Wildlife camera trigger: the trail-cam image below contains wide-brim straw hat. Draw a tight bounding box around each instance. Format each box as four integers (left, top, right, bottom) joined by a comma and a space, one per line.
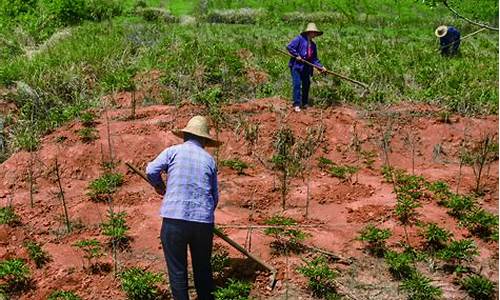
173, 115, 221, 147
302, 22, 323, 36
435, 25, 448, 38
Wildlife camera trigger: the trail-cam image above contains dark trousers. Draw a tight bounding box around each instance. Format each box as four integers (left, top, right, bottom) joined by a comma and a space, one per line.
160, 218, 215, 300
291, 67, 311, 107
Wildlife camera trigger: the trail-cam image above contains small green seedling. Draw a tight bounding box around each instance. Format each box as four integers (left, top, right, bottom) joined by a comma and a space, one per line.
445, 194, 476, 218
461, 274, 495, 300
0, 206, 20, 226
0, 258, 31, 293
214, 279, 252, 300
384, 250, 415, 280
211, 244, 230, 281
87, 172, 124, 202
48, 290, 82, 300
101, 209, 130, 248
400, 271, 442, 300
317, 156, 333, 170
73, 239, 104, 272
419, 223, 452, 251
437, 239, 478, 272
328, 165, 358, 182
357, 224, 392, 257
297, 256, 339, 299
461, 208, 498, 241
120, 267, 163, 300
24, 241, 51, 268
80, 111, 97, 127
221, 159, 249, 175
78, 127, 99, 143
264, 215, 308, 255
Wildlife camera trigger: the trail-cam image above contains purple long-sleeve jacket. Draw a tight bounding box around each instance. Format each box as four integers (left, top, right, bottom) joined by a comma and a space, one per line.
287, 34, 323, 74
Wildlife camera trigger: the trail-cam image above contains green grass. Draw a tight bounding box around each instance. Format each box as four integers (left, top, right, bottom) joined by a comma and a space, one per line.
167, 0, 197, 15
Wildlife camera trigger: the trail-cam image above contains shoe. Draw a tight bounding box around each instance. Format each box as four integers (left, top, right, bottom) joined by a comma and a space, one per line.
302, 104, 309, 109
294, 106, 301, 112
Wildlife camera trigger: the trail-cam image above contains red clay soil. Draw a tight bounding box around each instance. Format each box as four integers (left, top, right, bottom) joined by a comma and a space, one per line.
0, 96, 498, 299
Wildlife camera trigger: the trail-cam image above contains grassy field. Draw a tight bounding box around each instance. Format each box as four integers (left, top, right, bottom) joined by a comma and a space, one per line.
0, 0, 497, 156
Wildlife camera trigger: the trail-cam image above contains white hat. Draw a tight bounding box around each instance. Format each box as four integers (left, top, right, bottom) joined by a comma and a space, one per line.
302, 23, 323, 36
173, 116, 221, 147
435, 25, 448, 38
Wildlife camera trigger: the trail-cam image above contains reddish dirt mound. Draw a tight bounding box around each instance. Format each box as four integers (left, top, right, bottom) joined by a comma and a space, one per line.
0, 97, 498, 299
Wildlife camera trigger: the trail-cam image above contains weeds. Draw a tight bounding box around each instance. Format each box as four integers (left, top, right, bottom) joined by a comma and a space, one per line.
0, 258, 31, 294
357, 224, 391, 257
87, 172, 123, 202
120, 267, 163, 300
101, 209, 130, 249
437, 239, 478, 270
24, 241, 51, 268
264, 215, 308, 255
0, 206, 20, 226
460, 208, 498, 241
461, 274, 495, 300
48, 290, 82, 300
77, 127, 99, 143
79, 111, 96, 127
214, 279, 252, 300
221, 159, 249, 175
444, 194, 476, 218
297, 256, 339, 299
400, 271, 442, 300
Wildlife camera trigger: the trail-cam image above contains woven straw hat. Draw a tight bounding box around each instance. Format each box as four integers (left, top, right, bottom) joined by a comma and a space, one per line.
435, 25, 448, 38
302, 23, 323, 36
173, 116, 221, 147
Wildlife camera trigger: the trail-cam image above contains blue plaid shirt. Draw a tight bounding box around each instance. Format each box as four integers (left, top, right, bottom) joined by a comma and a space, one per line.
146, 139, 218, 223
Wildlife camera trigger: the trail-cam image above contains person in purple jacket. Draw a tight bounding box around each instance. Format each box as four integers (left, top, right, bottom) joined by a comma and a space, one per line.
287, 22, 327, 112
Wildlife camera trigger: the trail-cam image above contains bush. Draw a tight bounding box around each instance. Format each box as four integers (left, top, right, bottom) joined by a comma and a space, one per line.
24, 241, 51, 268
400, 271, 442, 300
214, 279, 251, 300
461, 274, 495, 300
120, 268, 163, 300
420, 223, 452, 251
0, 258, 31, 293
136, 7, 178, 23
297, 256, 339, 299
101, 209, 130, 248
78, 127, 98, 143
445, 194, 476, 218
42, 0, 87, 26
221, 159, 249, 175
87, 172, 124, 202
79, 111, 96, 127
264, 215, 308, 255
384, 250, 415, 279
357, 224, 391, 257
85, 0, 122, 21
48, 290, 82, 300
461, 208, 498, 241
0, 206, 20, 226
206, 8, 265, 24
437, 239, 478, 267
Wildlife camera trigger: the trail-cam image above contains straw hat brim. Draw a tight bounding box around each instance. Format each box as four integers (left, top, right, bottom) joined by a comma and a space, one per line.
302, 30, 323, 36
173, 129, 221, 147
435, 26, 448, 38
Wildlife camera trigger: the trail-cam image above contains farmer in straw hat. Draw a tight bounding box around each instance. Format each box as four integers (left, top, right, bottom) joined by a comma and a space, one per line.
146, 115, 220, 300
287, 22, 327, 112
435, 25, 461, 56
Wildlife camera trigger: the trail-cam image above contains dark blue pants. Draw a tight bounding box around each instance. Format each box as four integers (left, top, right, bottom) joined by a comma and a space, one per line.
160, 218, 215, 300
291, 67, 311, 107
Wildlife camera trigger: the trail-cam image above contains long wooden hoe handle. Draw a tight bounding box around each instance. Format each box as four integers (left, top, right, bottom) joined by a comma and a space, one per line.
124, 162, 278, 289
276, 48, 370, 90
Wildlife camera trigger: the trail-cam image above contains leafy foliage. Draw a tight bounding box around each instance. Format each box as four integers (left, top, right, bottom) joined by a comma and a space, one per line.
214, 279, 252, 300
444, 194, 476, 218
211, 244, 230, 281
77, 127, 98, 143
384, 250, 415, 279
48, 290, 82, 300
79, 111, 96, 127
461, 274, 496, 300
101, 209, 130, 248
437, 239, 478, 266
24, 241, 51, 268
419, 223, 452, 251
400, 271, 442, 300
87, 172, 124, 202
0, 258, 31, 293
221, 159, 249, 175
357, 224, 391, 257
72, 239, 104, 271
120, 268, 163, 300
264, 215, 308, 255
327, 165, 358, 181
460, 208, 499, 241
0, 206, 20, 226
297, 256, 339, 299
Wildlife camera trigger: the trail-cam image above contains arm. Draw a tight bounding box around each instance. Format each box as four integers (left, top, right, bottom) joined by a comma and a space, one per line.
145, 149, 169, 195
286, 36, 301, 57
211, 165, 219, 208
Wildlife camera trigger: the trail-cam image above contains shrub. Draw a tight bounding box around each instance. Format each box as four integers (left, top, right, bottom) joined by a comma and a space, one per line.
461, 274, 495, 300
0, 206, 20, 226
136, 7, 178, 23
297, 256, 339, 299
24, 241, 51, 268
282, 11, 343, 23
328, 165, 358, 181
206, 8, 265, 24
42, 0, 87, 26
87, 173, 124, 202
395, 174, 426, 200
85, 0, 122, 21
221, 159, 249, 175
214, 279, 251, 300
357, 224, 391, 257
0, 258, 30, 293
47, 290, 82, 300
78, 127, 98, 143
264, 215, 308, 255
384, 250, 415, 279
461, 208, 498, 241
79, 111, 96, 127
420, 223, 452, 251
400, 271, 442, 300
120, 268, 163, 300
101, 209, 130, 248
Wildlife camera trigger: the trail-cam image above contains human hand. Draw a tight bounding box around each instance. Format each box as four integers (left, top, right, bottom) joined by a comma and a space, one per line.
319, 66, 327, 73
296, 56, 303, 62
